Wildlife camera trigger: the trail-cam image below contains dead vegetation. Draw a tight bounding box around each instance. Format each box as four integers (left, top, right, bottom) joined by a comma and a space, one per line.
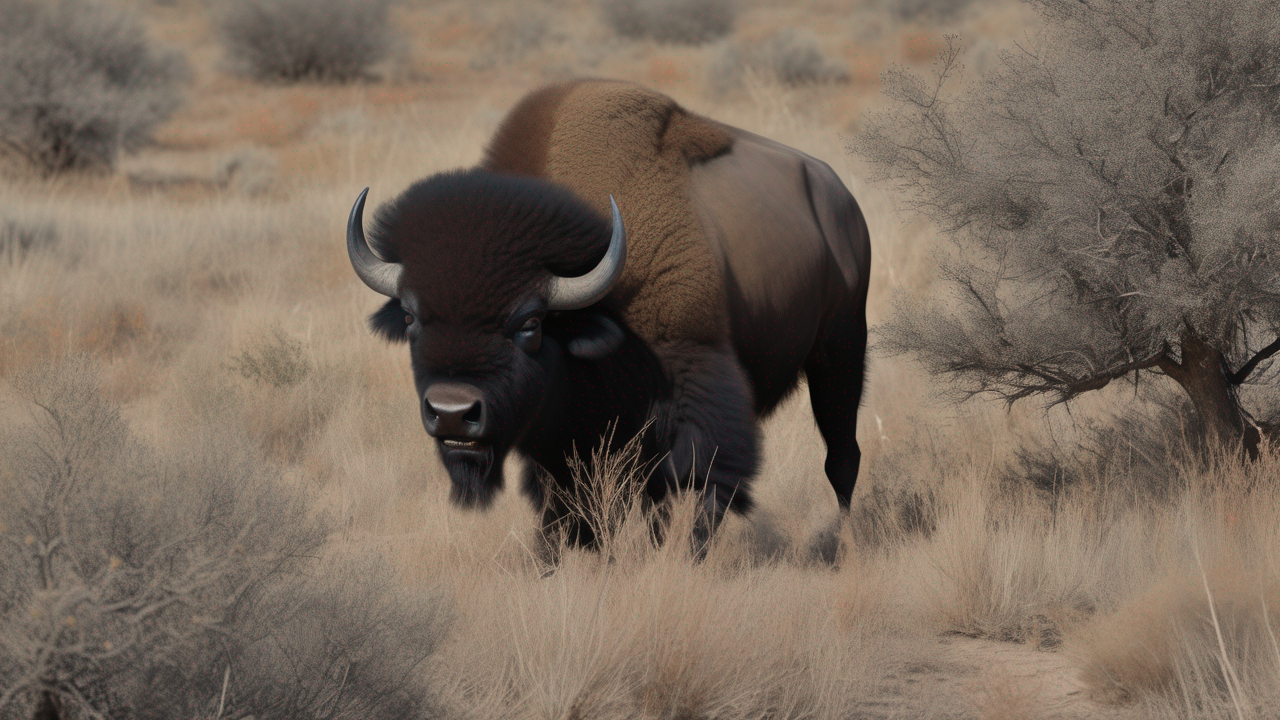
0, 357, 448, 719
600, 0, 737, 45
709, 28, 850, 93
217, 0, 398, 83
0, 0, 187, 174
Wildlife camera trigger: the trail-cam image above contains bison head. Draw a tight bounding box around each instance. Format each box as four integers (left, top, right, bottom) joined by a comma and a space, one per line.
347, 170, 627, 507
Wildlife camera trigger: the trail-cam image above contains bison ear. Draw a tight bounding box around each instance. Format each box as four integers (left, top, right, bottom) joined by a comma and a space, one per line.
566, 313, 625, 361
368, 298, 409, 344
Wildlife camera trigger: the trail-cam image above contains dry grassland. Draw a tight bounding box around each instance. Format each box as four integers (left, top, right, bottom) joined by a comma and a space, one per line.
2, 0, 1278, 718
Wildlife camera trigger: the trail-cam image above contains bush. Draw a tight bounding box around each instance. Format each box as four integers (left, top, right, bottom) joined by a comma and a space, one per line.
219, 0, 396, 83
228, 326, 312, 388
884, 0, 984, 22
601, 0, 735, 45
471, 9, 553, 71
710, 29, 849, 92
0, 219, 58, 266
0, 0, 187, 174
0, 357, 448, 719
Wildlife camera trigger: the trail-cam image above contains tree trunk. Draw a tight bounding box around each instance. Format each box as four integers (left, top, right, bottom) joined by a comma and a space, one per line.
1159, 331, 1262, 460
32, 691, 60, 720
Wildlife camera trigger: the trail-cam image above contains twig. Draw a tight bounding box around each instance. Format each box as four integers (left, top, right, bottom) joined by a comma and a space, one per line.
324, 662, 351, 718
215, 665, 230, 719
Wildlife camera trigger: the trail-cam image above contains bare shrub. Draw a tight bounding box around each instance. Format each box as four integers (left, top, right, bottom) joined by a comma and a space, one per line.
218, 0, 396, 83
883, 0, 985, 22
0, 0, 187, 174
600, 0, 735, 45
228, 326, 311, 389
0, 357, 448, 718
0, 219, 58, 266
163, 557, 448, 720
710, 29, 850, 93
471, 9, 553, 71
847, 424, 947, 550
847, 484, 938, 549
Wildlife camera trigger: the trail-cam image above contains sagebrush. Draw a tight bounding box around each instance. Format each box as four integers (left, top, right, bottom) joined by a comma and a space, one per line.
710, 28, 849, 93
0, 357, 448, 719
600, 0, 735, 45
0, 0, 187, 173
219, 0, 396, 83
228, 325, 312, 389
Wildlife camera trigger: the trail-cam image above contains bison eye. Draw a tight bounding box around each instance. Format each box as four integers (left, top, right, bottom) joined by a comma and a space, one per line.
405, 314, 415, 325
514, 315, 542, 354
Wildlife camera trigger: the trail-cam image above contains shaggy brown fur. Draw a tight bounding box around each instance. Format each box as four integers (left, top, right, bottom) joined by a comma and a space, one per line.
484, 79, 734, 345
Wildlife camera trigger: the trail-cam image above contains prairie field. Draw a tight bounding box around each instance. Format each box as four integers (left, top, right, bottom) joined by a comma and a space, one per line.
2, 0, 1279, 718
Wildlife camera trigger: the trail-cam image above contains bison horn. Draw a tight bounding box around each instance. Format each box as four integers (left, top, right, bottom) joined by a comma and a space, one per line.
347, 187, 402, 298
547, 195, 627, 310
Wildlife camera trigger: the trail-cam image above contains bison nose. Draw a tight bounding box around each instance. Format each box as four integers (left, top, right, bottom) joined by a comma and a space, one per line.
423, 382, 488, 439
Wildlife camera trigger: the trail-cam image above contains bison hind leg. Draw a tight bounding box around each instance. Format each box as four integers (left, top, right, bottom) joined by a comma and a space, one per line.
804, 307, 868, 510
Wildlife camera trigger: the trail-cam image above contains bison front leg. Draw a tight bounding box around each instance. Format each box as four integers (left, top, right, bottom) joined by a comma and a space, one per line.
653, 341, 760, 560
520, 462, 597, 572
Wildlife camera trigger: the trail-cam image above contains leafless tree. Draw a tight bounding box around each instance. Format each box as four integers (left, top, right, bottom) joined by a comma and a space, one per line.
849, 0, 1280, 457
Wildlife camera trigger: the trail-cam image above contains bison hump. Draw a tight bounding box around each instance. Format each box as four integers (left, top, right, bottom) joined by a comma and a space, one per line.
483, 80, 736, 345
483, 79, 731, 177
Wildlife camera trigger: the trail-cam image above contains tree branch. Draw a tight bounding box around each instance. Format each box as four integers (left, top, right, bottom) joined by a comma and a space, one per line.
1042, 349, 1167, 404
1230, 336, 1280, 385
952, 348, 1170, 408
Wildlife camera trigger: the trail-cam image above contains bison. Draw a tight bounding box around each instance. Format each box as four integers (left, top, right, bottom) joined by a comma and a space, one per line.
347, 79, 870, 557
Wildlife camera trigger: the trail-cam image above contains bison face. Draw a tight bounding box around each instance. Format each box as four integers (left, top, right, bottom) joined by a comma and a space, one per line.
347, 171, 626, 508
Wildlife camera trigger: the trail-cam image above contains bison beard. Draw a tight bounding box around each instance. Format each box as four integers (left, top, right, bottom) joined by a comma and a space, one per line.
442, 445, 501, 508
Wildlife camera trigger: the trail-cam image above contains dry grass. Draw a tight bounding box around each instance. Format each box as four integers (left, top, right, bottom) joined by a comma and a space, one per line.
1, 0, 1274, 717
1067, 455, 1280, 718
